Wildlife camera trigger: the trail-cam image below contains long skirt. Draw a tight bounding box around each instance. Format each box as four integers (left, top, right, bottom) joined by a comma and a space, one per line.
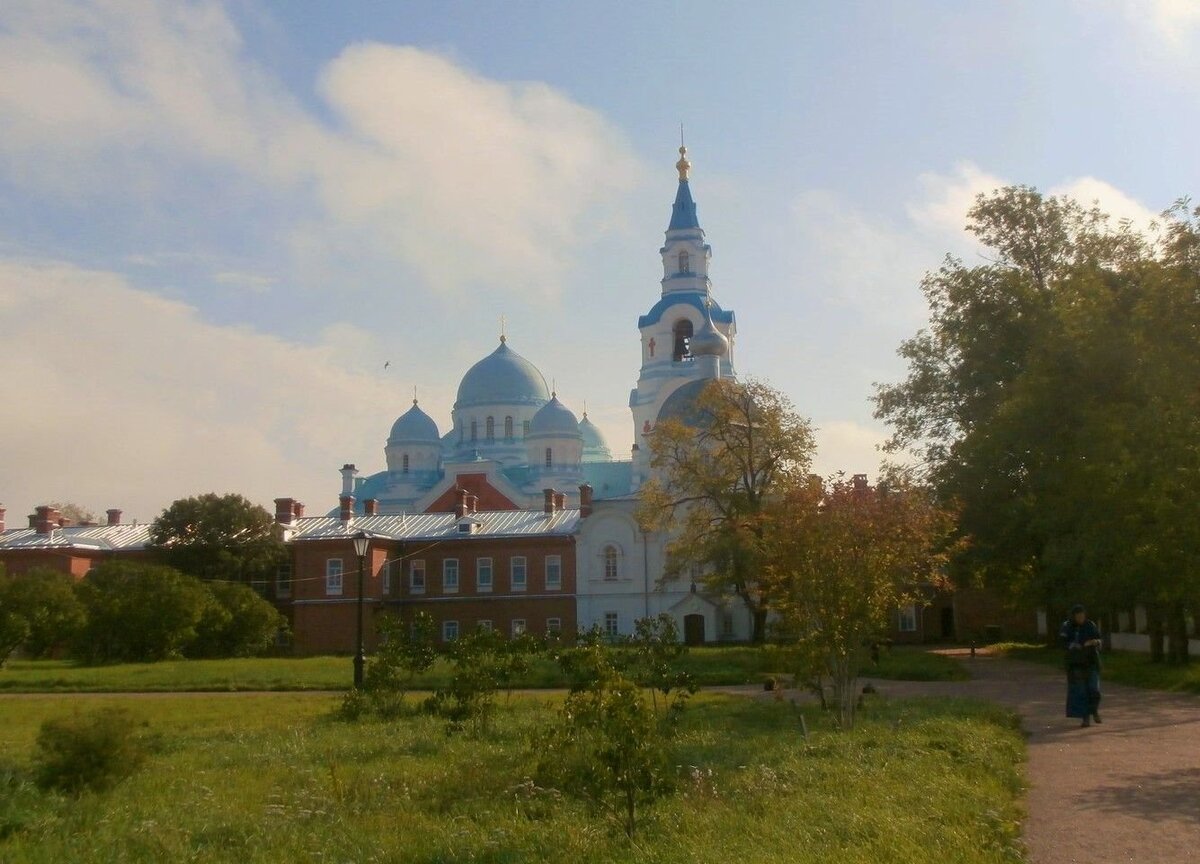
1066, 667, 1101, 718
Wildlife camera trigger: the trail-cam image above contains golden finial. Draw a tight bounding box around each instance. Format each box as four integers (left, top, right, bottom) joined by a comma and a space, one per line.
676, 143, 691, 181
413, 385, 418, 406
500, 313, 507, 343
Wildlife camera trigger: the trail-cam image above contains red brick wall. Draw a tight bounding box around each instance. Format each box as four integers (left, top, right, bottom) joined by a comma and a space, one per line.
424, 473, 518, 513
0, 549, 148, 580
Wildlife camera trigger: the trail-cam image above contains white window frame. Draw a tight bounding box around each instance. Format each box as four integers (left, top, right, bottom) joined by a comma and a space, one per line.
603, 546, 619, 581
381, 560, 392, 595
545, 555, 562, 591
604, 611, 619, 637
478, 619, 493, 632
275, 562, 292, 599
511, 556, 527, 591
546, 617, 562, 635
511, 619, 527, 637
325, 558, 344, 596
443, 620, 459, 641
443, 558, 459, 594
409, 560, 426, 594
476, 557, 493, 593
898, 604, 918, 633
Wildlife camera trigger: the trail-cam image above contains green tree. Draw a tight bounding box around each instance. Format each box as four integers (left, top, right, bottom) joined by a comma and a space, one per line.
763, 473, 952, 729
361, 611, 438, 712
73, 561, 215, 663
0, 567, 86, 657
189, 581, 286, 658
0, 609, 29, 666
428, 627, 538, 735
876, 189, 1200, 662
627, 614, 695, 715
638, 378, 817, 642
538, 635, 687, 838
149, 493, 285, 585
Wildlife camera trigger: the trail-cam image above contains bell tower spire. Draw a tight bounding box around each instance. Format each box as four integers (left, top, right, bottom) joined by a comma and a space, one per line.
661, 144, 709, 294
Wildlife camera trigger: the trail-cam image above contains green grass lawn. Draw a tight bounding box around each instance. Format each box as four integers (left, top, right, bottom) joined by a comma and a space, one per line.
995, 642, 1200, 695
0, 645, 966, 693
0, 691, 1024, 864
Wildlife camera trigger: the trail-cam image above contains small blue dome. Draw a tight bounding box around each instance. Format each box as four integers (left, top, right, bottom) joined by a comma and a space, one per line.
579, 414, 608, 449
388, 400, 440, 443
657, 379, 716, 426
455, 339, 550, 409
690, 303, 729, 357
529, 395, 583, 437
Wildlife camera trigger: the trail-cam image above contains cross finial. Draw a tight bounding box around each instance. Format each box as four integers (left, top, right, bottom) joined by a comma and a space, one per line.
413, 385, 418, 406
500, 314, 507, 343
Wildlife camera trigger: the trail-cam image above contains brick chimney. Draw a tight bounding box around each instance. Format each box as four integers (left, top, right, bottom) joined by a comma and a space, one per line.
339, 495, 354, 522
292, 501, 305, 519
340, 463, 358, 497
554, 492, 566, 511
273, 497, 295, 526
0, 505, 6, 533
852, 474, 870, 496
543, 488, 556, 514
27, 513, 37, 528
454, 488, 469, 519
467, 494, 478, 514
106, 508, 123, 526
579, 484, 593, 518
364, 498, 379, 516
35, 505, 55, 535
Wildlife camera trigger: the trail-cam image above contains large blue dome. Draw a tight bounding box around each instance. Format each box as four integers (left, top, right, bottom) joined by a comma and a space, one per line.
388, 400, 440, 443
656, 379, 716, 426
455, 339, 550, 409
529, 395, 583, 437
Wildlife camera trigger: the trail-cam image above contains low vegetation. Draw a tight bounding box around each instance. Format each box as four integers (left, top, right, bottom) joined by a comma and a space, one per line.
995, 642, 1200, 695
0, 691, 1025, 863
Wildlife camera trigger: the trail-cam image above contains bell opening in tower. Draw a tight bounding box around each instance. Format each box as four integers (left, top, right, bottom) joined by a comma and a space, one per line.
672, 319, 694, 362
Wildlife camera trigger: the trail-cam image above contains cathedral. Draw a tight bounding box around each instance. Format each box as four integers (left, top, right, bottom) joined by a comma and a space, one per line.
343, 143, 737, 516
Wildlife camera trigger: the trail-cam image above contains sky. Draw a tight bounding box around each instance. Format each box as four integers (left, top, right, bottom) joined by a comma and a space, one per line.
1, 0, 1198, 523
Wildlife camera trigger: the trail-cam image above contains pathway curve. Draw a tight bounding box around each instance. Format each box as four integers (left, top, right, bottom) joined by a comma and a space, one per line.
861, 653, 1200, 864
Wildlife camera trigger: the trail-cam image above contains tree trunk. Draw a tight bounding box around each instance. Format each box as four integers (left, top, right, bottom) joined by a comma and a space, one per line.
1148, 609, 1166, 663
751, 607, 768, 643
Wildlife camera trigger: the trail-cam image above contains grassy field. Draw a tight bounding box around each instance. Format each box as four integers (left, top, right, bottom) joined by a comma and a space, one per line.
995, 642, 1200, 695
0, 691, 1024, 864
0, 645, 966, 693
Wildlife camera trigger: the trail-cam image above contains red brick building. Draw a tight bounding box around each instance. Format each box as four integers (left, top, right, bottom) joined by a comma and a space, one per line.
0, 505, 149, 578
277, 491, 579, 654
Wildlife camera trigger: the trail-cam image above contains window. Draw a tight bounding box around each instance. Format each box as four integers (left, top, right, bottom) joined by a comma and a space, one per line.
402, 453, 409, 474
604, 611, 619, 637
672, 319, 694, 361
504, 416, 513, 439
409, 560, 426, 594
678, 249, 690, 273
478, 619, 493, 632
486, 416, 495, 441
545, 555, 562, 591
721, 610, 735, 638
251, 576, 267, 596
477, 557, 493, 592
275, 562, 292, 598
544, 447, 553, 468
470, 419, 478, 441
443, 620, 459, 641
603, 546, 619, 581
382, 560, 392, 595
457, 521, 474, 534
443, 559, 459, 593
523, 420, 531, 437
897, 605, 918, 633
325, 559, 344, 596
511, 556, 527, 591
511, 619, 527, 637
546, 617, 562, 635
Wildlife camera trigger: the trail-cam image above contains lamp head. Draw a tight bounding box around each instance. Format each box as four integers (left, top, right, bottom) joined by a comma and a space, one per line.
352, 530, 370, 558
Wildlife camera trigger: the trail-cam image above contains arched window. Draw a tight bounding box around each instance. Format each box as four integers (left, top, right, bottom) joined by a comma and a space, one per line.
523, 420, 531, 437
678, 250, 690, 273
504, 416, 514, 439
545, 447, 553, 468
486, 416, 495, 441
402, 453, 409, 474
603, 546, 619, 581
470, 420, 478, 442
672, 319, 694, 361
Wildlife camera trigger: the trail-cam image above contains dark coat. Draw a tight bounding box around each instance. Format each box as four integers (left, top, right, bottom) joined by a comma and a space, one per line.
1059, 618, 1102, 670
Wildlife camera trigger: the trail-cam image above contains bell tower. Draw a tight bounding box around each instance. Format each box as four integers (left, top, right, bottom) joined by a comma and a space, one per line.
629, 145, 737, 489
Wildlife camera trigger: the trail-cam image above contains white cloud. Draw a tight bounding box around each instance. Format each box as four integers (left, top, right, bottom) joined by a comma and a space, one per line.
0, 1, 640, 297
1049, 176, 1160, 235
812, 420, 887, 479
1116, 0, 1200, 53
908, 161, 1007, 250
0, 258, 413, 522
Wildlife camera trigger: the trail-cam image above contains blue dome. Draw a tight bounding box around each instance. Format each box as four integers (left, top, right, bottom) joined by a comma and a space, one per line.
689, 304, 729, 357
657, 379, 717, 426
529, 395, 583, 436
579, 414, 608, 449
388, 400, 440, 443
455, 339, 550, 409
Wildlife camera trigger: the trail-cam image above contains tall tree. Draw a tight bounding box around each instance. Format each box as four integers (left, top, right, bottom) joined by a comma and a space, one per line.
0, 567, 87, 657
638, 378, 816, 641
876, 189, 1200, 661
149, 493, 285, 585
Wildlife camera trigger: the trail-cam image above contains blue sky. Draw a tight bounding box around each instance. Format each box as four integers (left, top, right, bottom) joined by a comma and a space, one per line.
1, 0, 1197, 521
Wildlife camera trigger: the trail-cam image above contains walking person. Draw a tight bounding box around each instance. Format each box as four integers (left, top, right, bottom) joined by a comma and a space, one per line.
1060, 603, 1102, 727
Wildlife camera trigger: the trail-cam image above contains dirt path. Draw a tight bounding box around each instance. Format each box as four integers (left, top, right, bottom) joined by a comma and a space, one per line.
858, 654, 1200, 864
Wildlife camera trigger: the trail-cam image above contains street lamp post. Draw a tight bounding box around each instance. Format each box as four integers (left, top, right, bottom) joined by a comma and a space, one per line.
352, 530, 370, 689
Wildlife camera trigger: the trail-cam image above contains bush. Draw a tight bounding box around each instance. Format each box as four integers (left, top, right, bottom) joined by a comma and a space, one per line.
73, 561, 214, 663
0, 568, 87, 658
189, 581, 287, 658
0, 611, 29, 667
33, 707, 146, 794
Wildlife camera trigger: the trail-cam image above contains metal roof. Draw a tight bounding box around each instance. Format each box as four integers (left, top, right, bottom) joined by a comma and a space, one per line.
0, 524, 152, 552
288, 508, 580, 543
